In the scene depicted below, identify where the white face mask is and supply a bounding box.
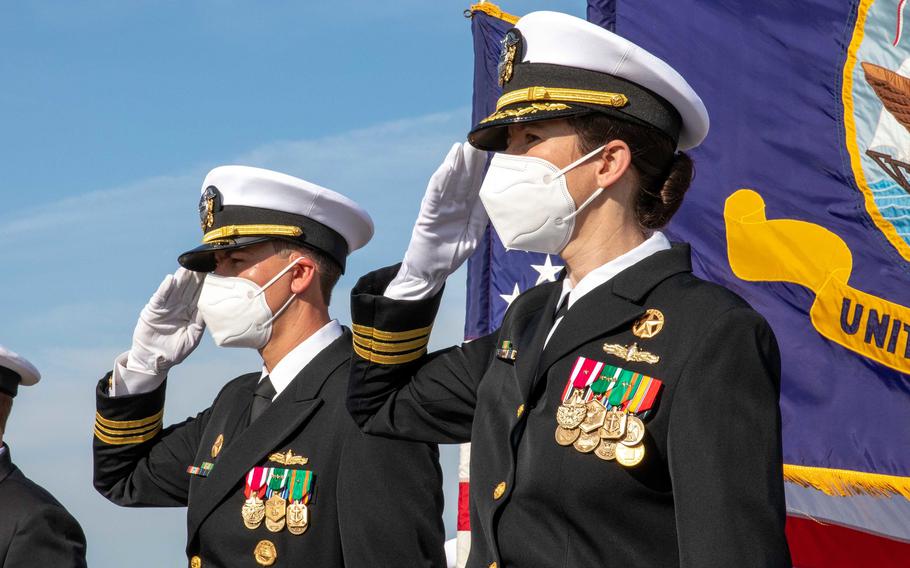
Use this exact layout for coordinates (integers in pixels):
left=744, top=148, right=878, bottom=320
left=197, top=257, right=302, bottom=349
left=478, top=144, right=607, bottom=254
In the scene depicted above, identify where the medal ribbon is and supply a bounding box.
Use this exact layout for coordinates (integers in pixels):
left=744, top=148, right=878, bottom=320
left=590, top=364, right=621, bottom=401
left=608, top=368, right=636, bottom=407
left=244, top=466, right=268, bottom=499
left=289, top=470, right=315, bottom=504
left=562, top=357, right=604, bottom=402
left=625, top=376, right=663, bottom=413
left=266, top=468, right=288, bottom=498
left=303, top=470, right=314, bottom=505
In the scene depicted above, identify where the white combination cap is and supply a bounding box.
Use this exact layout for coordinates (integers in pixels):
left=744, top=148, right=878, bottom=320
left=179, top=165, right=374, bottom=273
left=470, top=11, right=709, bottom=152
left=0, top=345, right=40, bottom=398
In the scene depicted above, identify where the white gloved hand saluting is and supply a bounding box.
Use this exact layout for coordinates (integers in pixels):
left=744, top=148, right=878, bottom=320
left=110, top=268, right=206, bottom=396
left=385, top=142, right=489, bottom=300
left=127, top=267, right=206, bottom=374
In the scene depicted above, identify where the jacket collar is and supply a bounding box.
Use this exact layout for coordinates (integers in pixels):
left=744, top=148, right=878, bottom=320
left=187, top=329, right=352, bottom=539
left=536, top=244, right=692, bottom=376
left=0, top=443, right=14, bottom=484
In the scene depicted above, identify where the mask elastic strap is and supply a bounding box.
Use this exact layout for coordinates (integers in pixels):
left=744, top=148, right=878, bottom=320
left=255, top=257, right=305, bottom=297
left=560, top=187, right=605, bottom=224
left=263, top=293, right=298, bottom=327
left=554, top=144, right=607, bottom=178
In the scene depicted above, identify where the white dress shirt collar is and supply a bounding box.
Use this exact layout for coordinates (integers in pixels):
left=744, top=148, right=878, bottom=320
left=544, top=232, right=671, bottom=347
left=259, top=320, right=343, bottom=400
left=557, top=231, right=672, bottom=311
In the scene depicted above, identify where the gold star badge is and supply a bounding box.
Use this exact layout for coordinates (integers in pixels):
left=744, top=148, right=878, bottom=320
left=632, top=309, right=665, bottom=339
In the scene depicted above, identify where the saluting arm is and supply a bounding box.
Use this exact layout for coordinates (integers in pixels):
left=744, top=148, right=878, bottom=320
left=347, top=264, right=497, bottom=444
left=346, top=142, right=492, bottom=443
left=93, top=267, right=209, bottom=507
left=667, top=307, right=792, bottom=567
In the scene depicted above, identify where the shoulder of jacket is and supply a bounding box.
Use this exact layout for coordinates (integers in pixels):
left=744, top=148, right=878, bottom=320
left=503, top=280, right=560, bottom=322
left=664, top=272, right=756, bottom=311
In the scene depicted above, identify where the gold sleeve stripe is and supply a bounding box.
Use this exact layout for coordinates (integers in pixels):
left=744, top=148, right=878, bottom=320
left=496, top=86, right=629, bottom=111
left=94, top=419, right=162, bottom=437
left=351, top=324, right=433, bottom=342
left=202, top=224, right=302, bottom=244
left=94, top=424, right=162, bottom=445
left=95, top=409, right=164, bottom=430
left=352, top=334, right=430, bottom=354
left=353, top=342, right=427, bottom=365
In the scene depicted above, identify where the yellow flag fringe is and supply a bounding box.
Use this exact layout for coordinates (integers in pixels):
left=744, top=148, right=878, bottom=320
left=467, top=2, right=519, bottom=25
left=784, top=464, right=910, bottom=501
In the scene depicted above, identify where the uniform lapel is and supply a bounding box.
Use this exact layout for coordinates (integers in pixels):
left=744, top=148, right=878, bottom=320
left=536, top=245, right=693, bottom=378
left=187, top=330, right=352, bottom=538
left=513, top=282, right=563, bottom=401
left=0, top=444, right=15, bottom=484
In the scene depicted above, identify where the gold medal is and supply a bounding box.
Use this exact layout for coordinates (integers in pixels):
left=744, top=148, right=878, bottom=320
left=242, top=495, right=266, bottom=530
left=600, top=408, right=627, bottom=440
left=286, top=501, right=309, bottom=535
left=264, top=494, right=287, bottom=532
left=594, top=439, right=617, bottom=461
left=579, top=399, right=607, bottom=433
left=555, top=425, right=580, bottom=446
left=621, top=415, right=645, bottom=447
left=556, top=403, right=586, bottom=429
left=253, top=539, right=277, bottom=566
left=615, top=442, right=646, bottom=467
left=555, top=390, right=586, bottom=429
left=573, top=430, right=600, bottom=453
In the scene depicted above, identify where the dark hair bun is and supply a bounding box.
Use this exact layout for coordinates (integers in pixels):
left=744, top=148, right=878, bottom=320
left=568, top=113, right=695, bottom=229
left=636, top=152, right=694, bottom=229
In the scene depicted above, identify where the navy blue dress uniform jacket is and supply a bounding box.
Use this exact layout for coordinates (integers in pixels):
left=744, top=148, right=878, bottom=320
left=93, top=330, right=445, bottom=567
left=347, top=244, right=792, bottom=568
left=0, top=445, right=87, bottom=567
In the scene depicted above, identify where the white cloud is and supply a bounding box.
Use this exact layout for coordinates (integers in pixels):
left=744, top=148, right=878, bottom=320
left=1, top=108, right=472, bottom=567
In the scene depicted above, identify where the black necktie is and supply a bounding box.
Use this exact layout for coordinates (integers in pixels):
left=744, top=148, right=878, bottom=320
left=554, top=295, right=569, bottom=322
left=249, top=376, right=276, bottom=424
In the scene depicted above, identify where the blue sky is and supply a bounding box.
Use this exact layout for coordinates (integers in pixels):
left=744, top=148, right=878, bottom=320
left=0, top=1, right=582, bottom=566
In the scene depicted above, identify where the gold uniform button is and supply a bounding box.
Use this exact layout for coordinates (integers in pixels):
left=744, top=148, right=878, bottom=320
left=493, top=481, right=506, bottom=500
left=190, top=556, right=201, bottom=568
left=516, top=404, right=525, bottom=418
left=254, top=540, right=277, bottom=566
left=489, top=562, right=498, bottom=568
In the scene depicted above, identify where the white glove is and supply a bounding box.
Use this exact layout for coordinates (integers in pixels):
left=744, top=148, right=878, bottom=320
left=125, top=268, right=206, bottom=375
left=385, top=142, right=489, bottom=300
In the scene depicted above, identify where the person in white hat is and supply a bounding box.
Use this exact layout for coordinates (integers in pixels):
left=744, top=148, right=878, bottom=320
left=346, top=11, right=790, bottom=568
left=0, top=346, right=87, bottom=567
left=92, top=166, right=445, bottom=567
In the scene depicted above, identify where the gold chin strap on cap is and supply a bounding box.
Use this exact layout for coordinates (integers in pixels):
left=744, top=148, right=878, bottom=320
left=202, top=224, right=303, bottom=244
left=495, top=86, right=629, bottom=111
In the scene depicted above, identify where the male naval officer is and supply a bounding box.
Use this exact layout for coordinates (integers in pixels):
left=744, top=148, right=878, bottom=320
left=0, top=345, right=87, bottom=567
left=92, top=166, right=446, bottom=567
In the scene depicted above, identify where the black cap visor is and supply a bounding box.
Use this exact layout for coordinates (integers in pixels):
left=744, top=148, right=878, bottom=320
left=178, top=236, right=274, bottom=273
